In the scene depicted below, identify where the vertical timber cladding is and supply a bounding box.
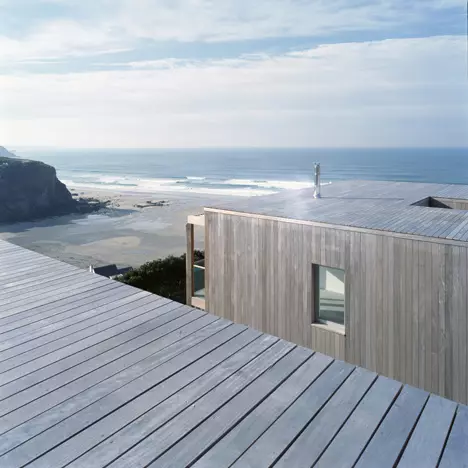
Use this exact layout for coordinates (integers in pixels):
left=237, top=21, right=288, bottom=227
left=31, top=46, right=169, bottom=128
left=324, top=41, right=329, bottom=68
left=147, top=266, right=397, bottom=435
left=205, top=210, right=468, bottom=404
left=205, top=211, right=346, bottom=359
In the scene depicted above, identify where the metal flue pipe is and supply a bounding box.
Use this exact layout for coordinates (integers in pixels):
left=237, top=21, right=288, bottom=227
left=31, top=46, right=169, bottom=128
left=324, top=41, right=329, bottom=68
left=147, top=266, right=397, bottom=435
left=313, top=163, right=321, bottom=199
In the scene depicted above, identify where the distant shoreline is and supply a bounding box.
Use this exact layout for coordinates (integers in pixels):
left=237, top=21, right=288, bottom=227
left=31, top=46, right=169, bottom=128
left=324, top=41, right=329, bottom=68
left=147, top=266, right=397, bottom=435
left=67, top=185, right=232, bottom=209
left=0, top=187, right=215, bottom=270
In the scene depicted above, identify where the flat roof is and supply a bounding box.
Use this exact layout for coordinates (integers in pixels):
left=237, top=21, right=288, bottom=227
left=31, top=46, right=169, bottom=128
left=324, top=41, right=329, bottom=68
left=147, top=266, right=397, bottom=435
left=0, top=240, right=467, bottom=467
left=208, top=180, right=468, bottom=242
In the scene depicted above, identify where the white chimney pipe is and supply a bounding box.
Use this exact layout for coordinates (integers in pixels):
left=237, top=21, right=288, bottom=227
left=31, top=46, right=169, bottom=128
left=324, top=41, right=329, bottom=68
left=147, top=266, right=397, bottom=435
left=313, top=163, right=321, bottom=199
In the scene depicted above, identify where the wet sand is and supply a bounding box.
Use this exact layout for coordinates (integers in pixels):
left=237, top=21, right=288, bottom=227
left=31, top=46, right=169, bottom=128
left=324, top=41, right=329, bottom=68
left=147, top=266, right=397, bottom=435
left=0, top=188, right=227, bottom=270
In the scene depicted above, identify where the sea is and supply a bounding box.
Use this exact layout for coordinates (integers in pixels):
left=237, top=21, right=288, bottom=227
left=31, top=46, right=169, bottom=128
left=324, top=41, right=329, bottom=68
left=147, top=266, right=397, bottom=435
left=17, top=147, right=468, bottom=197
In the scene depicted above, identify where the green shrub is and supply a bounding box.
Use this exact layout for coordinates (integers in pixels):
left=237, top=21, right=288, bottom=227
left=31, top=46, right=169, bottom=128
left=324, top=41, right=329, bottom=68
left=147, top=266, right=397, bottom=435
left=118, top=250, right=204, bottom=304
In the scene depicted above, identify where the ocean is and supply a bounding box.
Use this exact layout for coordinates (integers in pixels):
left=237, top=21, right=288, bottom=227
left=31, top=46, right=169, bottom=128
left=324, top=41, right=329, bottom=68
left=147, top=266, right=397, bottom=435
left=3, top=147, right=468, bottom=268
left=18, top=147, right=468, bottom=197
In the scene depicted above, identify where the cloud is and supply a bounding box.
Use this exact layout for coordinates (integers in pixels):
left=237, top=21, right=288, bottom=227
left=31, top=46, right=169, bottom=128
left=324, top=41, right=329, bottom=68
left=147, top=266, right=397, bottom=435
left=0, top=0, right=464, bottom=65
left=114, top=0, right=462, bottom=42
left=1, top=35, right=466, bottom=148
left=0, top=20, right=131, bottom=63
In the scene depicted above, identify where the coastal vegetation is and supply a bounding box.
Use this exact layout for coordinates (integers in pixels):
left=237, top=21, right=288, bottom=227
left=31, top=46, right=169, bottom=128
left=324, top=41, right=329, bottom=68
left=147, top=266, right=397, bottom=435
left=118, top=250, right=204, bottom=304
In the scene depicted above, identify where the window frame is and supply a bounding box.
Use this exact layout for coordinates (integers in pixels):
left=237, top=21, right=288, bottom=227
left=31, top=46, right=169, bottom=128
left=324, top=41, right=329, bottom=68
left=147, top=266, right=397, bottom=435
left=312, top=263, right=346, bottom=334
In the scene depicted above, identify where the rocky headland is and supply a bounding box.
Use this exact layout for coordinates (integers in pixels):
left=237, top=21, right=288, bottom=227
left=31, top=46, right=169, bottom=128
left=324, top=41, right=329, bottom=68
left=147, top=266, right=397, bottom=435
left=0, top=147, right=106, bottom=223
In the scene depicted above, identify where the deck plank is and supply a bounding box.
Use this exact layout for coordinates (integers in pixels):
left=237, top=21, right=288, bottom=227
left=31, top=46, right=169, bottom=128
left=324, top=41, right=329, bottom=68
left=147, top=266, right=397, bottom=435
left=398, top=395, right=457, bottom=467
left=0, top=258, right=60, bottom=282
left=105, top=340, right=297, bottom=468
left=0, top=321, right=243, bottom=465
left=0, top=315, right=217, bottom=417
left=0, top=299, right=183, bottom=383
left=0, top=273, right=105, bottom=309
left=230, top=360, right=355, bottom=468
left=0, top=241, right=466, bottom=467
left=0, top=283, right=136, bottom=338
left=0, top=276, right=111, bottom=319
left=0, top=264, right=78, bottom=290
left=355, top=385, right=429, bottom=467
left=151, top=347, right=314, bottom=468
left=0, top=300, right=183, bottom=397
left=439, top=404, right=468, bottom=468
left=0, top=314, right=218, bottom=432
left=1, top=305, right=190, bottom=394
left=39, top=331, right=277, bottom=468
left=275, top=368, right=377, bottom=467
left=193, top=352, right=333, bottom=468
left=315, top=375, right=402, bottom=468
left=0, top=282, right=124, bottom=332
left=0, top=291, right=151, bottom=358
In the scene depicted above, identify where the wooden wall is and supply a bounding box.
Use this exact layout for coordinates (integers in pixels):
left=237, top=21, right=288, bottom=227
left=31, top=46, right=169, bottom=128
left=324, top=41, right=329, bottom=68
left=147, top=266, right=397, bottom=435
left=414, top=197, right=468, bottom=211
left=205, top=210, right=468, bottom=404
left=436, top=197, right=468, bottom=211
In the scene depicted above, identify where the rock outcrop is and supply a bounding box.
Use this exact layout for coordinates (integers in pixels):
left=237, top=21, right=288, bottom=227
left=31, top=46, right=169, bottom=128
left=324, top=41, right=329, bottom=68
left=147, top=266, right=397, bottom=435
left=0, top=146, right=19, bottom=158
left=0, top=154, right=78, bottom=223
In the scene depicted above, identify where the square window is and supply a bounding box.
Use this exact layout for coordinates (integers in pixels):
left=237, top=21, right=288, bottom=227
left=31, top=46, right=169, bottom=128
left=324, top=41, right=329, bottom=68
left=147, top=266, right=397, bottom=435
left=313, top=265, right=345, bottom=328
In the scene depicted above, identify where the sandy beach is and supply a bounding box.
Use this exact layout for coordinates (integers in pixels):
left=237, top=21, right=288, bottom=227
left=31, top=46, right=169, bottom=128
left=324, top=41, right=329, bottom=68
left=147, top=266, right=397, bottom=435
left=0, top=187, right=226, bottom=270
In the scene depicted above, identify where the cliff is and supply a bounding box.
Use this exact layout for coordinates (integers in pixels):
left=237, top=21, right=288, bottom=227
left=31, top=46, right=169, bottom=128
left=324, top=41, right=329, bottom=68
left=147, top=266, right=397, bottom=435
left=0, top=155, right=78, bottom=223
left=0, top=146, right=19, bottom=158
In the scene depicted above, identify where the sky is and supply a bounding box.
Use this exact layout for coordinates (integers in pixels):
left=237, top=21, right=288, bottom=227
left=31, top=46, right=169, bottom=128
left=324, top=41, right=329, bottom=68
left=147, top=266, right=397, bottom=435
left=0, top=0, right=467, bottom=148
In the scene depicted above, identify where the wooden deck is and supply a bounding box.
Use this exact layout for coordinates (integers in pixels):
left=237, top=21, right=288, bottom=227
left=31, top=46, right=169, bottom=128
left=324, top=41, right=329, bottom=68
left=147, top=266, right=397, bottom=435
left=208, top=180, right=468, bottom=242
left=0, top=240, right=467, bottom=467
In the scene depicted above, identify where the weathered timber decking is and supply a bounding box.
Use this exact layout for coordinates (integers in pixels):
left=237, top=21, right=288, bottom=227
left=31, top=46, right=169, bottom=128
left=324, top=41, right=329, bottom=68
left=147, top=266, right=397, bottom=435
left=208, top=179, right=468, bottom=242
left=0, top=240, right=467, bottom=467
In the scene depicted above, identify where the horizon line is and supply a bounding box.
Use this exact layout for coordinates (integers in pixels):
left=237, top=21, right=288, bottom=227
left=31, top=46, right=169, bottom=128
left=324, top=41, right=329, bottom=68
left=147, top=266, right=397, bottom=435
left=7, top=146, right=468, bottom=151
